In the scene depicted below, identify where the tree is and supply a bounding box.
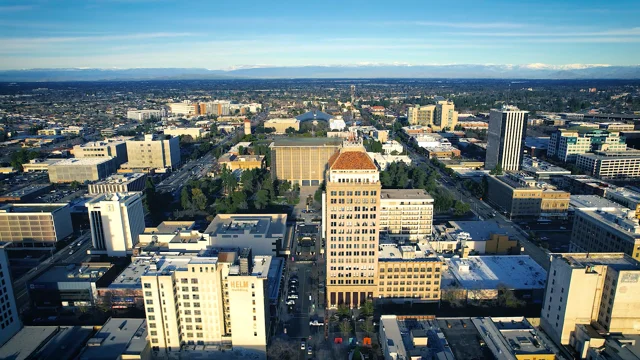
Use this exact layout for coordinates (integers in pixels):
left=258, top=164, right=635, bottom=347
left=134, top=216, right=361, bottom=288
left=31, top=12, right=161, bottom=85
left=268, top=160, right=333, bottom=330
left=490, top=163, right=503, bottom=175
left=180, top=187, right=192, bottom=210
left=454, top=201, right=471, bottom=216
left=339, top=320, right=353, bottom=338
left=255, top=190, right=270, bottom=209
left=285, top=126, right=297, bottom=135
left=497, top=284, right=525, bottom=308
left=241, top=170, right=256, bottom=192
left=191, top=188, right=208, bottom=211
left=279, top=180, right=291, bottom=194
left=69, top=180, right=81, bottom=190
left=337, top=304, right=350, bottom=319
left=267, top=338, right=297, bottom=360
left=360, top=319, right=375, bottom=335
left=359, top=300, right=374, bottom=318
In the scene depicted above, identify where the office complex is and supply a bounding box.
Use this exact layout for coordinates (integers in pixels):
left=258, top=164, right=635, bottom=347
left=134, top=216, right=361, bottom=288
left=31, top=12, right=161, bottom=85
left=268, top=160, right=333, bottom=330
left=379, top=189, right=434, bottom=243
left=86, top=193, right=145, bottom=257
left=485, top=173, right=570, bottom=220
left=48, top=158, right=117, bottom=183
left=377, top=243, right=443, bottom=303
left=548, top=129, right=627, bottom=162
left=88, top=173, right=147, bottom=195
left=541, top=253, right=640, bottom=346
left=168, top=101, right=199, bottom=116
left=204, top=214, right=288, bottom=256
left=125, top=134, right=180, bottom=170
left=576, top=151, right=640, bottom=180
left=0, top=203, right=72, bottom=243
left=433, top=99, right=459, bottom=131
left=264, top=118, right=300, bottom=134
left=407, top=105, right=435, bottom=126
left=485, top=105, right=529, bottom=171
left=127, top=109, right=164, bottom=121
left=141, top=249, right=275, bottom=358
left=0, top=242, right=21, bottom=346
left=324, top=148, right=380, bottom=307
left=72, top=139, right=128, bottom=166
left=270, top=138, right=342, bottom=186
left=570, top=206, right=640, bottom=261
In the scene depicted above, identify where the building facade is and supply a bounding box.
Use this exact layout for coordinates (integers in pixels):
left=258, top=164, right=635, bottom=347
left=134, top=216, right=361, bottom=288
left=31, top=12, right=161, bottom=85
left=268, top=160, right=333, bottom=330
left=485, top=105, right=529, bottom=171
left=48, top=158, right=117, bottom=183
left=163, top=127, right=208, bottom=140
left=88, top=173, right=147, bottom=195
left=141, top=250, right=272, bottom=358
left=0, top=242, right=21, bottom=346
left=73, top=139, right=128, bottom=166
left=541, top=253, right=640, bottom=346
left=86, top=193, right=145, bottom=257
left=433, top=99, right=459, bottom=131
left=379, top=189, right=434, bottom=243
left=576, top=151, right=640, bottom=180
left=547, top=129, right=627, bottom=163
left=264, top=118, right=300, bottom=134
left=125, top=134, right=181, bottom=170
left=127, top=109, right=164, bottom=121
left=407, top=105, right=435, bottom=126
left=324, top=148, right=380, bottom=308
left=570, top=207, right=640, bottom=261
left=270, top=138, right=342, bottom=186
left=0, top=204, right=72, bottom=243
left=485, top=173, right=570, bottom=220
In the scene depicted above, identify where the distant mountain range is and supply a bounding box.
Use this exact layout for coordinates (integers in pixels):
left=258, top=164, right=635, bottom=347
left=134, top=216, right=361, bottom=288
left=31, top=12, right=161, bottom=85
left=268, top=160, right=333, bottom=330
left=1, top=64, right=640, bottom=81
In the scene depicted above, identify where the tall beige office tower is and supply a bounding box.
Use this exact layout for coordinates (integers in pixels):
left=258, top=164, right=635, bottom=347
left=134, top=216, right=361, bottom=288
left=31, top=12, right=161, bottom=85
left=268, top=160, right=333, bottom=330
left=407, top=105, right=435, bottom=126
left=540, top=253, right=640, bottom=346
left=433, top=100, right=459, bottom=131
left=486, top=105, right=529, bottom=171
left=324, top=148, right=380, bottom=308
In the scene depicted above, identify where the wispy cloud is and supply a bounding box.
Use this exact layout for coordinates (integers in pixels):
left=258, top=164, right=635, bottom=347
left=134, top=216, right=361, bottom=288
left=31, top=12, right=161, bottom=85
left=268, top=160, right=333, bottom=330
left=0, top=32, right=198, bottom=48
left=446, top=27, right=640, bottom=37
left=0, top=5, right=34, bottom=12
left=387, top=20, right=525, bottom=29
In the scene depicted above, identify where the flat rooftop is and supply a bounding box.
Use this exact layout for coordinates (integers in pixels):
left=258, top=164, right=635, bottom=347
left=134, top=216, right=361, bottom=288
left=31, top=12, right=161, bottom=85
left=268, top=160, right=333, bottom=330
left=266, top=257, right=284, bottom=302
left=554, top=253, right=640, bottom=271
left=575, top=207, right=640, bottom=238
left=472, top=317, right=556, bottom=358
left=578, top=151, right=640, bottom=160
left=437, top=318, right=494, bottom=360
left=521, top=156, right=571, bottom=175
left=378, top=242, right=440, bottom=261
left=145, top=221, right=196, bottom=234
left=92, top=173, right=145, bottom=184
left=205, top=214, right=287, bottom=238
left=0, top=203, right=67, bottom=214
left=32, top=263, right=112, bottom=283
left=381, top=189, right=433, bottom=201
left=0, top=326, right=93, bottom=360
left=79, top=318, right=147, bottom=360
left=570, top=195, right=628, bottom=211
left=445, top=255, right=547, bottom=290
left=270, top=137, right=342, bottom=147
left=76, top=140, right=125, bottom=148
left=397, top=317, right=456, bottom=360
left=49, top=157, right=114, bottom=166
left=440, top=220, right=510, bottom=241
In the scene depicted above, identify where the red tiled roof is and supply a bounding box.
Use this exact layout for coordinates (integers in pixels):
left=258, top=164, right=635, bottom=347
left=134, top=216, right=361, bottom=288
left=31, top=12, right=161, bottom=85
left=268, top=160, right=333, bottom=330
left=330, top=151, right=377, bottom=170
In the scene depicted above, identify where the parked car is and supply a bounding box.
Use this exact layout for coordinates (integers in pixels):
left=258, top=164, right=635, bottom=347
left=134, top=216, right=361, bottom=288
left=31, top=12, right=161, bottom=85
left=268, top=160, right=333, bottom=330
left=300, top=341, right=306, bottom=350
left=307, top=346, right=313, bottom=355
left=286, top=300, right=295, bottom=306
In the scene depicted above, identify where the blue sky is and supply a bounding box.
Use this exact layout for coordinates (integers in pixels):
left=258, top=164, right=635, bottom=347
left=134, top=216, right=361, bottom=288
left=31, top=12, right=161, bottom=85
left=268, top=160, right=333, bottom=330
left=0, top=0, right=639, bottom=70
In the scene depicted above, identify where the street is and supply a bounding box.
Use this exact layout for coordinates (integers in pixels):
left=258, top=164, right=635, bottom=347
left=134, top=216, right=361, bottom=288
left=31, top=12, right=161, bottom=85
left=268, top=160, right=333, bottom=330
left=12, top=233, right=92, bottom=313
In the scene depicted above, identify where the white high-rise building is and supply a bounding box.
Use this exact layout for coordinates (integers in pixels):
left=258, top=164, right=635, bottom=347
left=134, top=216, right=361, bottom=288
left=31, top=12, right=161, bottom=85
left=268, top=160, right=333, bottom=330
left=141, top=248, right=272, bottom=359
left=486, top=105, right=529, bottom=171
left=86, top=193, right=145, bottom=257
left=0, top=242, right=21, bottom=346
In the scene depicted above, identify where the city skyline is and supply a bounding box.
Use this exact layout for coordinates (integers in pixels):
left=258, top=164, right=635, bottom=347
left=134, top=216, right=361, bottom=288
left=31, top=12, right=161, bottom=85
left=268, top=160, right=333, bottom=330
left=0, top=0, right=639, bottom=70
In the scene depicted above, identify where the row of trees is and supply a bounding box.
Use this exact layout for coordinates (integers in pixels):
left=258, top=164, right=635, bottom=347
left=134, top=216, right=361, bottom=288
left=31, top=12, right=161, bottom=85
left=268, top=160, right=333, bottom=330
left=9, top=149, right=39, bottom=171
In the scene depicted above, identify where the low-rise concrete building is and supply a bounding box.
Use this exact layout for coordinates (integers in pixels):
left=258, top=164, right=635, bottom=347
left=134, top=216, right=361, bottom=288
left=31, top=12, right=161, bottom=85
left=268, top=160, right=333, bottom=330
left=22, top=158, right=64, bottom=172
left=163, top=126, right=208, bottom=140
left=433, top=220, right=519, bottom=255
left=521, top=156, right=571, bottom=180
left=368, top=153, right=412, bottom=170
left=605, top=186, right=640, bottom=219
left=88, top=173, right=147, bottom=195
left=218, top=154, right=265, bottom=171
left=72, top=139, right=128, bottom=166
left=576, top=151, right=640, bottom=180
left=204, top=214, right=288, bottom=256
left=48, top=158, right=117, bottom=183
left=442, top=255, right=546, bottom=304
left=264, top=118, right=300, bottom=134
left=486, top=173, right=570, bottom=220
left=78, top=318, right=150, bottom=360
left=0, top=203, right=72, bottom=244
